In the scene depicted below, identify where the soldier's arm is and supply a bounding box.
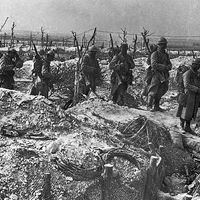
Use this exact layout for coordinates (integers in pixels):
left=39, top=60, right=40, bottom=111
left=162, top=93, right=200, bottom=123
left=109, top=55, right=119, bottom=70
left=183, top=71, right=200, bottom=93
left=128, top=55, right=135, bottom=69
left=166, top=53, right=172, bottom=70
left=151, top=52, right=167, bottom=71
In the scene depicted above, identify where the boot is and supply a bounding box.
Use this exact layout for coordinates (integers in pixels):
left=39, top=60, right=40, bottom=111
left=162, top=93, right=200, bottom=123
left=147, top=95, right=154, bottom=111
left=184, top=121, right=197, bottom=135
left=151, top=98, right=165, bottom=112
left=180, top=118, right=185, bottom=132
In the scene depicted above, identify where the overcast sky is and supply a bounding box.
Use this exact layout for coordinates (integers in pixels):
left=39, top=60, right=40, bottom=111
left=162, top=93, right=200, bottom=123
left=0, top=0, right=199, bottom=36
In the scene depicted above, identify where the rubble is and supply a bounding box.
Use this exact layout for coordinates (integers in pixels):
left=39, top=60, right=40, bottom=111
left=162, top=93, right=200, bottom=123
left=0, top=53, right=200, bottom=200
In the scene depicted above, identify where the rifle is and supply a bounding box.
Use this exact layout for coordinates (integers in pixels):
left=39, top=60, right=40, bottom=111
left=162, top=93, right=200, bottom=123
left=31, top=40, right=40, bottom=58
left=109, top=33, right=114, bottom=50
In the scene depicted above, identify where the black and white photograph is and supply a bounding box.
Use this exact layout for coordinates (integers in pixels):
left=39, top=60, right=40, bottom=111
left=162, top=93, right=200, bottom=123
left=0, top=0, right=200, bottom=199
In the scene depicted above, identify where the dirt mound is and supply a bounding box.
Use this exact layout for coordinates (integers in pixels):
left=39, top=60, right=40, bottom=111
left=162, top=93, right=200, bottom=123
left=0, top=88, right=71, bottom=137
left=0, top=88, right=197, bottom=199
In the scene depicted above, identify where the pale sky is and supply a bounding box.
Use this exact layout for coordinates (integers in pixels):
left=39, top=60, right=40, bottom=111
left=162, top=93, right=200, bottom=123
left=0, top=0, right=199, bottom=36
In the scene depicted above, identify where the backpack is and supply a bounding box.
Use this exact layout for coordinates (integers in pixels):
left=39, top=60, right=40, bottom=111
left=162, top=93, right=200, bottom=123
left=176, top=65, right=189, bottom=106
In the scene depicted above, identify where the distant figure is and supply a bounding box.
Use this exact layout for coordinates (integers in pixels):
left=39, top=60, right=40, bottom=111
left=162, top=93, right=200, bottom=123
left=147, top=37, right=172, bottom=111
left=81, top=45, right=101, bottom=96
left=109, top=43, right=135, bottom=105
left=176, top=58, right=200, bottom=135
left=30, top=50, right=55, bottom=98
left=0, top=49, right=23, bottom=89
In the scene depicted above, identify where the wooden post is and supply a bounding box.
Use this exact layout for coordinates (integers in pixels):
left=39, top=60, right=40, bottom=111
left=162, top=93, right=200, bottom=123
left=46, top=33, right=49, bottom=50
left=41, top=27, right=44, bottom=49
left=109, top=33, right=114, bottom=50
left=132, top=34, right=138, bottom=58
left=92, top=29, right=96, bottom=45
left=143, top=156, right=159, bottom=200
left=101, top=164, right=113, bottom=200
left=72, top=31, right=81, bottom=105
left=42, top=173, right=52, bottom=200
left=192, top=50, right=195, bottom=58
left=29, top=32, right=32, bottom=49
left=62, top=37, right=65, bottom=47
left=10, top=22, right=16, bottom=48
left=3, top=33, right=6, bottom=47
left=141, top=37, right=143, bottom=50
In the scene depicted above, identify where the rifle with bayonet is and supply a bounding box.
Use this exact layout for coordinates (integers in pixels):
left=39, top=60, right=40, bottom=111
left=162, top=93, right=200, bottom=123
left=31, top=40, right=43, bottom=76
left=31, top=40, right=40, bottom=58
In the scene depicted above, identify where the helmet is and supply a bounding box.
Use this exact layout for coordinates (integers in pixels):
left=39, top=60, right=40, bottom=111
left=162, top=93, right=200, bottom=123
left=120, top=43, right=128, bottom=49
left=157, top=37, right=168, bottom=45
left=47, top=50, right=55, bottom=57
left=88, top=45, right=99, bottom=52
left=192, top=58, right=200, bottom=65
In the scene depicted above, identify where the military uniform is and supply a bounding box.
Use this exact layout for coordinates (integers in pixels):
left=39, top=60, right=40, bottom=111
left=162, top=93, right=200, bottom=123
left=147, top=37, right=172, bottom=111
left=0, top=50, right=22, bottom=89
left=109, top=43, right=135, bottom=105
left=30, top=51, right=54, bottom=98
left=176, top=58, right=200, bottom=134
left=81, top=45, right=101, bottom=95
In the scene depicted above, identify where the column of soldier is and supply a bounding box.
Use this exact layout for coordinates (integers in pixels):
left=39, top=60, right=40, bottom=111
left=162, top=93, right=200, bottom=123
left=0, top=37, right=199, bottom=135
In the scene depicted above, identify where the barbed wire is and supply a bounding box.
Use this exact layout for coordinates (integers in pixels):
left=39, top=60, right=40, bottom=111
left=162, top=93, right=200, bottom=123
left=1, top=27, right=200, bottom=47
left=97, top=29, right=200, bottom=39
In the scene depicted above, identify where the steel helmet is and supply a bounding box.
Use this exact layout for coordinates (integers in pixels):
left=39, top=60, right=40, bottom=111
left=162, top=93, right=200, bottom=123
left=88, top=45, right=99, bottom=52
left=120, top=42, right=128, bottom=49
left=47, top=50, right=55, bottom=57
left=157, top=37, right=168, bottom=45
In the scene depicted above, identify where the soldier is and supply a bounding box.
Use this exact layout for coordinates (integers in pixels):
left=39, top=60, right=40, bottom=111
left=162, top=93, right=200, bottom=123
left=30, top=50, right=55, bottom=98
left=109, top=43, right=135, bottom=105
left=147, top=37, right=172, bottom=111
left=81, top=45, right=101, bottom=96
left=0, top=49, right=23, bottom=89
left=176, top=58, right=200, bottom=135
left=30, top=53, right=43, bottom=95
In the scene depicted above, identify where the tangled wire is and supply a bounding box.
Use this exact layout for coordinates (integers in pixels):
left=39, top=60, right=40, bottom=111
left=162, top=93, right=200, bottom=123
left=51, top=148, right=139, bottom=181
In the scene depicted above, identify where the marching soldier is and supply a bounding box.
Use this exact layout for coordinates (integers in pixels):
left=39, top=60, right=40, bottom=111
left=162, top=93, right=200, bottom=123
left=176, top=58, right=200, bottom=135
left=30, top=50, right=55, bottom=98
left=109, top=43, right=135, bottom=105
left=81, top=45, right=101, bottom=96
left=147, top=37, right=172, bottom=111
